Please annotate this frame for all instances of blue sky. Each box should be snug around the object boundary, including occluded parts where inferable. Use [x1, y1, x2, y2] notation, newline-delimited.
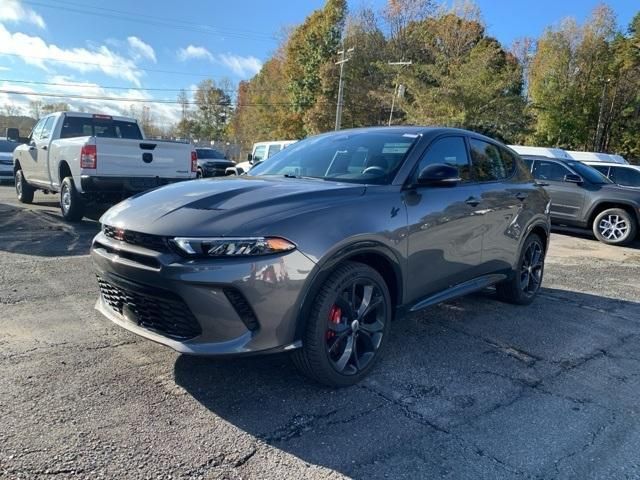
[0, 0, 637, 125]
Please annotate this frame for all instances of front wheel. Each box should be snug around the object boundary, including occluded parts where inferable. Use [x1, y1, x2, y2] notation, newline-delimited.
[496, 233, 545, 305]
[292, 262, 391, 387]
[196, 168, 204, 179]
[592, 208, 637, 246]
[15, 168, 35, 204]
[60, 177, 85, 222]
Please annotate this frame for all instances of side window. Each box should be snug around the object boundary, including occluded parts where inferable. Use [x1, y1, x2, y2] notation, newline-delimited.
[523, 159, 534, 171]
[469, 139, 513, 182]
[267, 144, 282, 158]
[417, 136, 470, 182]
[40, 117, 55, 140]
[253, 146, 266, 161]
[532, 160, 571, 182]
[591, 165, 610, 177]
[611, 167, 640, 187]
[30, 119, 45, 142]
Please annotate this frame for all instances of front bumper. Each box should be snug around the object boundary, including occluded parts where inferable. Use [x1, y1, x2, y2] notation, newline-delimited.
[91, 231, 316, 355]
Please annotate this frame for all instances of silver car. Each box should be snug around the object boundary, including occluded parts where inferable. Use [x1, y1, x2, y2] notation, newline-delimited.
[0, 139, 17, 183]
[92, 127, 550, 386]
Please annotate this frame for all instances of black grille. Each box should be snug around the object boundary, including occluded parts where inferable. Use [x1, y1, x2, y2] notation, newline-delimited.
[223, 288, 260, 331]
[103, 225, 169, 252]
[97, 275, 201, 340]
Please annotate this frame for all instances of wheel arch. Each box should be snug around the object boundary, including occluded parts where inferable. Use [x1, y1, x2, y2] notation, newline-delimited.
[294, 241, 404, 342]
[587, 201, 640, 228]
[58, 160, 72, 183]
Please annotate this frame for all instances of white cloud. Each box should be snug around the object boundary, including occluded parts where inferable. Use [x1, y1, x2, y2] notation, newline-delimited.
[0, 0, 46, 29]
[217, 53, 262, 77]
[177, 45, 213, 62]
[127, 36, 156, 63]
[0, 24, 144, 86]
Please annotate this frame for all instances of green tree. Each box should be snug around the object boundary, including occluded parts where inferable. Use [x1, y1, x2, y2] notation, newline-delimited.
[192, 79, 232, 141]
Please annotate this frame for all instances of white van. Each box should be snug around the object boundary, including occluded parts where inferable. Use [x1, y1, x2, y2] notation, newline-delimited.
[226, 140, 297, 175]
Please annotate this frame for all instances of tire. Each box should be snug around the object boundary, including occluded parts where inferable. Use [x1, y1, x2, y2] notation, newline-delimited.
[496, 233, 545, 305]
[196, 168, 204, 179]
[292, 262, 392, 387]
[592, 208, 637, 246]
[60, 177, 85, 222]
[15, 168, 34, 204]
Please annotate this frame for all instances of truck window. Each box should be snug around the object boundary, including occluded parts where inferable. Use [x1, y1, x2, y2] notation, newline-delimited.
[253, 145, 267, 161]
[60, 117, 143, 140]
[40, 117, 56, 140]
[267, 144, 282, 158]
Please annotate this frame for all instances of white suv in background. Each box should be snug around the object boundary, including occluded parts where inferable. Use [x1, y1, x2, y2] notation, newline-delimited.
[583, 161, 640, 188]
[226, 140, 297, 175]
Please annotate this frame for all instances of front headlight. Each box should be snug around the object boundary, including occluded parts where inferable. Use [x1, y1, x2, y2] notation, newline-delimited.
[171, 236, 296, 258]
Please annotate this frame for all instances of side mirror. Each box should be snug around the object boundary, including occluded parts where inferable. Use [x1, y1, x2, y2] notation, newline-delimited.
[247, 153, 253, 162]
[416, 163, 461, 187]
[564, 174, 583, 184]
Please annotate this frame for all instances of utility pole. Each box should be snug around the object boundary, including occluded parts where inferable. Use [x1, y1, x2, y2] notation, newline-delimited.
[335, 47, 354, 131]
[387, 61, 412, 126]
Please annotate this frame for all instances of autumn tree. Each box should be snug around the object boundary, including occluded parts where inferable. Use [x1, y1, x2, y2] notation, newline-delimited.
[192, 79, 232, 141]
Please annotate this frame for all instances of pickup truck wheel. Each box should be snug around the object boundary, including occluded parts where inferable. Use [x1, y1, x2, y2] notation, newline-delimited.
[196, 167, 204, 179]
[60, 177, 85, 222]
[496, 233, 545, 305]
[15, 168, 34, 204]
[592, 208, 637, 246]
[292, 262, 391, 387]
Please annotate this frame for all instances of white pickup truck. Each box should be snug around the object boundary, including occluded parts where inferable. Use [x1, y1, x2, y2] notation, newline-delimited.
[13, 112, 197, 221]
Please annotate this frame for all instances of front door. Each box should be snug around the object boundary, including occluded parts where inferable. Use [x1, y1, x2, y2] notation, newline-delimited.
[532, 159, 585, 223]
[404, 136, 484, 302]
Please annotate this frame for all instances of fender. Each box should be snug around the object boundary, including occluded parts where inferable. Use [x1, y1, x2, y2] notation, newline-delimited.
[293, 240, 405, 342]
[585, 200, 640, 226]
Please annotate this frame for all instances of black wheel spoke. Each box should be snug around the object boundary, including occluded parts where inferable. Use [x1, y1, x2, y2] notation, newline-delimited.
[360, 318, 384, 334]
[334, 335, 354, 371]
[359, 297, 382, 321]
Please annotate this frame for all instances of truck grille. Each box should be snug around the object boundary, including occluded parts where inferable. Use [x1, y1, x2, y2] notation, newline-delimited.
[97, 275, 201, 340]
[103, 225, 169, 252]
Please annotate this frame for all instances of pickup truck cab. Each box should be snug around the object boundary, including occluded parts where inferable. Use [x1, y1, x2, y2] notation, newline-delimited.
[13, 112, 197, 221]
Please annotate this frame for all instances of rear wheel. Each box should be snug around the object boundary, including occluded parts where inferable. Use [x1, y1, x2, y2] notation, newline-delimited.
[496, 233, 545, 305]
[196, 167, 204, 179]
[592, 208, 636, 246]
[15, 168, 34, 204]
[60, 177, 85, 222]
[292, 262, 391, 387]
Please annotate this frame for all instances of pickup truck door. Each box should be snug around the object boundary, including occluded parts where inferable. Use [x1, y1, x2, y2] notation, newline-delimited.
[33, 116, 56, 184]
[532, 159, 585, 222]
[19, 118, 45, 181]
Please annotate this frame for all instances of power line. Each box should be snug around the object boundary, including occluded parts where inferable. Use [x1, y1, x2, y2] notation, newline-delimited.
[22, 0, 276, 41]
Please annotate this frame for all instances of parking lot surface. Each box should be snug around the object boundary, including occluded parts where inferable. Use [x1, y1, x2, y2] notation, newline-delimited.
[2, 184, 640, 479]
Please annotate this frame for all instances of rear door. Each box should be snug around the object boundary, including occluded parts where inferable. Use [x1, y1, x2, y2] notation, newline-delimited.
[405, 136, 484, 301]
[532, 159, 585, 222]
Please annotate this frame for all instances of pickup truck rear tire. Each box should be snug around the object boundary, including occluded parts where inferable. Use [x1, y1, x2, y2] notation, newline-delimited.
[592, 208, 637, 246]
[60, 177, 85, 222]
[15, 168, 34, 204]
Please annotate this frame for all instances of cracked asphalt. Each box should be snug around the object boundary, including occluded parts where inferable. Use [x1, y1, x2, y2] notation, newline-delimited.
[1, 184, 640, 479]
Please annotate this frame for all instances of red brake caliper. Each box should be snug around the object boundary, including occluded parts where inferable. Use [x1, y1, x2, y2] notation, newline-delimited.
[326, 305, 342, 340]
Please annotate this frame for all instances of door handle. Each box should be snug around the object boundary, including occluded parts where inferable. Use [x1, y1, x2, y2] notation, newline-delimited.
[41, 145, 48, 150]
[515, 192, 528, 201]
[465, 197, 480, 207]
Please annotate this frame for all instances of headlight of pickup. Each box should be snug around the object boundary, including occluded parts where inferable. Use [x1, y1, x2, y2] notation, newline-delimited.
[171, 237, 296, 258]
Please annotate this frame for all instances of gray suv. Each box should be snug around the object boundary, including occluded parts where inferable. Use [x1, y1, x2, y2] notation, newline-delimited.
[522, 156, 640, 245]
[92, 127, 550, 386]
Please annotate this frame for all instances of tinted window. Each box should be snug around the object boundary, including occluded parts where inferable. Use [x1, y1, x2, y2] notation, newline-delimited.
[253, 145, 267, 161]
[523, 159, 534, 171]
[0, 140, 17, 152]
[196, 149, 225, 159]
[591, 165, 610, 177]
[251, 131, 418, 185]
[532, 160, 571, 182]
[611, 167, 640, 187]
[40, 116, 55, 139]
[469, 139, 513, 181]
[417, 136, 470, 181]
[564, 161, 610, 184]
[60, 117, 143, 140]
[267, 144, 282, 158]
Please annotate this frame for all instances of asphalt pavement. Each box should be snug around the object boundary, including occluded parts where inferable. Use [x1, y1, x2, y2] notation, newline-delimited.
[1, 184, 640, 479]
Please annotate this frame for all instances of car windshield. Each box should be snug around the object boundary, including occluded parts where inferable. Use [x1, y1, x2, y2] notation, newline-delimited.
[196, 149, 226, 159]
[567, 161, 611, 184]
[250, 131, 419, 184]
[0, 140, 17, 152]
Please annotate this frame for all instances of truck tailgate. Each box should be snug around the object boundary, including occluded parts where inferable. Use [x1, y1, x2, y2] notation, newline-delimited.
[94, 138, 192, 178]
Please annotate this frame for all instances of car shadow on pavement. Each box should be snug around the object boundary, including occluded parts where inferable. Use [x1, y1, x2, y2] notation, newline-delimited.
[173, 287, 640, 478]
[0, 203, 100, 257]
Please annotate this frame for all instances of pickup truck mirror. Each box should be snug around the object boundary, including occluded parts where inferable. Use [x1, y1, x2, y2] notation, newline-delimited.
[564, 174, 583, 184]
[416, 163, 461, 187]
[247, 153, 253, 162]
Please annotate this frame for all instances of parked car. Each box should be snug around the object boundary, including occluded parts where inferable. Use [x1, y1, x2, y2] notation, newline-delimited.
[225, 140, 297, 175]
[0, 139, 17, 183]
[194, 148, 235, 178]
[581, 161, 640, 189]
[522, 155, 640, 245]
[13, 112, 197, 221]
[92, 127, 550, 386]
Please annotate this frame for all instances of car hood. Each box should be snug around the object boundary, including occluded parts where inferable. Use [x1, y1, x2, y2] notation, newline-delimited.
[100, 175, 366, 237]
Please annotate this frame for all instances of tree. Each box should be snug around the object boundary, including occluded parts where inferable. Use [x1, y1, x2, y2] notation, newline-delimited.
[29, 101, 43, 119]
[192, 79, 231, 141]
[175, 88, 194, 139]
[41, 103, 70, 115]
